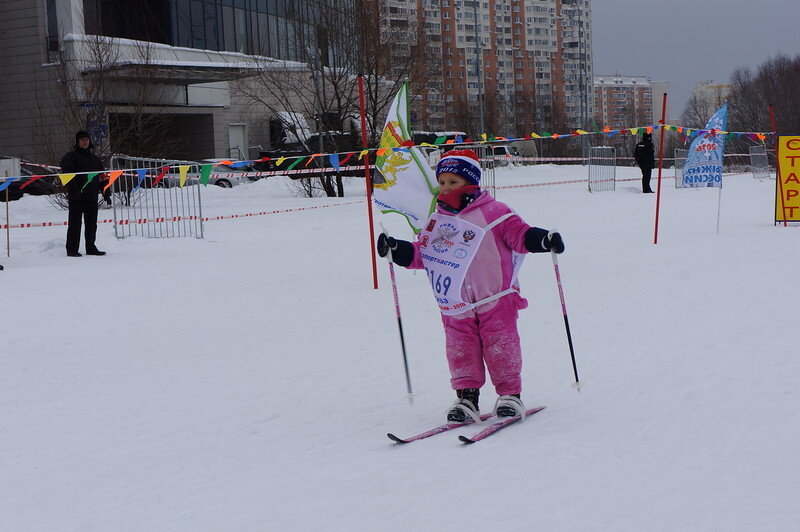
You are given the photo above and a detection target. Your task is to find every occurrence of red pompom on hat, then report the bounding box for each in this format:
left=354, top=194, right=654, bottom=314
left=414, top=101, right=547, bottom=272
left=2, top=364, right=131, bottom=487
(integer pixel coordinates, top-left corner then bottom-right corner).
left=436, top=148, right=482, bottom=185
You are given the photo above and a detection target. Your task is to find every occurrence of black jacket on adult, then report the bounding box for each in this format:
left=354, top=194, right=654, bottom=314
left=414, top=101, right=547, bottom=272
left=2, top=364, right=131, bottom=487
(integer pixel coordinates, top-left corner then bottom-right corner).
left=633, top=139, right=655, bottom=169
left=59, top=145, right=105, bottom=200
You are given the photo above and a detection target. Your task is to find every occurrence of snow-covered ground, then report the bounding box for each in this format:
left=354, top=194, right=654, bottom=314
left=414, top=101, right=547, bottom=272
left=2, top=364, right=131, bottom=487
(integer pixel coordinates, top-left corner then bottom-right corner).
left=2, top=165, right=798, bottom=531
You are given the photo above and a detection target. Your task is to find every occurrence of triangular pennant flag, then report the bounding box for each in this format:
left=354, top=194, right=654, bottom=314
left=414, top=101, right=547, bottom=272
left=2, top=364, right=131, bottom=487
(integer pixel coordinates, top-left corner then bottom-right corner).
left=133, top=168, right=147, bottom=191
left=59, top=173, right=77, bottom=185
left=630, top=128, right=639, bottom=135
left=276, top=156, right=287, bottom=166
left=677, top=127, right=684, bottom=133
left=455, top=136, right=463, bottom=143
left=199, top=164, right=213, bottom=186
left=602, top=126, right=611, bottom=133
left=81, top=172, right=100, bottom=192
left=576, top=129, right=589, bottom=135
left=340, top=152, right=355, bottom=166
left=646, top=127, right=653, bottom=134
left=178, top=165, right=190, bottom=187
left=230, top=160, right=252, bottom=168
left=530, top=132, right=542, bottom=139
left=329, top=153, right=340, bottom=171
left=434, top=136, right=446, bottom=145
left=151, top=166, right=170, bottom=188
left=358, top=150, right=369, bottom=161
left=19, top=175, right=44, bottom=190
left=481, top=133, right=488, bottom=142
left=305, top=153, right=322, bottom=167
left=216, top=160, right=234, bottom=166
left=286, top=157, right=306, bottom=171
left=541, top=131, right=552, bottom=138
left=103, top=170, right=124, bottom=192
left=756, top=133, right=766, bottom=141
left=0, top=177, right=19, bottom=192
left=376, top=148, right=388, bottom=157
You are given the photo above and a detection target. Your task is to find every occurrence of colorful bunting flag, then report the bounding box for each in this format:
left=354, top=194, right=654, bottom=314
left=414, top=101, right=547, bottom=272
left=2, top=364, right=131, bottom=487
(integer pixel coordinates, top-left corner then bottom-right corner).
left=151, top=166, right=170, bottom=188
left=0, top=177, right=18, bottom=192
left=19, top=175, right=44, bottom=190
left=329, top=153, right=340, bottom=171
left=178, top=165, right=189, bottom=187
left=81, top=172, right=99, bottom=192
left=199, top=164, right=212, bottom=186
left=103, top=170, right=123, bottom=192
left=133, top=168, right=147, bottom=191
left=286, top=157, right=306, bottom=171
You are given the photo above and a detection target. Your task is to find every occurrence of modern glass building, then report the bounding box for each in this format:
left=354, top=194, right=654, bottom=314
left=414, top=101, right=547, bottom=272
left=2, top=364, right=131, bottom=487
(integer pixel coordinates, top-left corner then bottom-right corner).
left=79, top=0, right=315, bottom=61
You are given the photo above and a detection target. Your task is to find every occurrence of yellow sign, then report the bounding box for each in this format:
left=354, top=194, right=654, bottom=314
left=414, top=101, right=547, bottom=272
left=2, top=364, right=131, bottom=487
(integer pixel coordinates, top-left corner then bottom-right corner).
left=776, top=136, right=800, bottom=222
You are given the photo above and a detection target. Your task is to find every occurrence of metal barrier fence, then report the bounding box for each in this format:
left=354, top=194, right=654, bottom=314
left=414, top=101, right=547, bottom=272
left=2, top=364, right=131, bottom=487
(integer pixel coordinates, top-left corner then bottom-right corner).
left=674, top=149, right=689, bottom=188
left=587, top=146, right=616, bottom=192
left=749, top=146, right=771, bottom=179
left=108, top=155, right=204, bottom=239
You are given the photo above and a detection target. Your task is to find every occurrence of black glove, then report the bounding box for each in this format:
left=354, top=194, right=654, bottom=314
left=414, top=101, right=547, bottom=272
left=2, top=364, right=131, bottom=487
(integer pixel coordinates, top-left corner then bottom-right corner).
left=376, top=234, right=415, bottom=267
left=377, top=233, right=397, bottom=258
left=546, top=232, right=565, bottom=254
left=525, top=227, right=565, bottom=254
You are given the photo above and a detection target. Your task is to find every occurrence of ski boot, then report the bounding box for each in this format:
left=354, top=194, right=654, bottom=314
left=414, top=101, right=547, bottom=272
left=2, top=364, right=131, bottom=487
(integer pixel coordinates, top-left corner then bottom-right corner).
left=494, top=394, right=525, bottom=419
left=446, top=388, right=480, bottom=423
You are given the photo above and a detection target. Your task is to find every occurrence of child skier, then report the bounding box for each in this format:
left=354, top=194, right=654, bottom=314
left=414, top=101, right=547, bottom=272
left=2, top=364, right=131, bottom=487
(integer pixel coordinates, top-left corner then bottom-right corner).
left=377, top=149, right=564, bottom=422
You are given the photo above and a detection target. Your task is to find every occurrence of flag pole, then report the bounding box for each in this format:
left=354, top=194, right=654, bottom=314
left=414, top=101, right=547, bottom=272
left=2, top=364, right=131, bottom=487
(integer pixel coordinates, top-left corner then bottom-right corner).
left=653, top=92, right=668, bottom=244
left=359, top=75, right=379, bottom=288
left=770, top=104, right=787, bottom=227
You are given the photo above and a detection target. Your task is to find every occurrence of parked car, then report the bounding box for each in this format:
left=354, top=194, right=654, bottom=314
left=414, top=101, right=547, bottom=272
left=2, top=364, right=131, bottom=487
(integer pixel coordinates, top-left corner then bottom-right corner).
left=0, top=156, right=60, bottom=201
left=159, top=162, right=250, bottom=188
left=489, top=145, right=520, bottom=166
left=201, top=159, right=259, bottom=184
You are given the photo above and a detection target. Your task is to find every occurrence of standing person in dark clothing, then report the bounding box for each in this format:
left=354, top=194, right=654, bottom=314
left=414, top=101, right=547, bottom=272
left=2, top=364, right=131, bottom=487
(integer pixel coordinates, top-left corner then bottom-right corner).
left=60, top=131, right=107, bottom=257
left=634, top=132, right=656, bottom=193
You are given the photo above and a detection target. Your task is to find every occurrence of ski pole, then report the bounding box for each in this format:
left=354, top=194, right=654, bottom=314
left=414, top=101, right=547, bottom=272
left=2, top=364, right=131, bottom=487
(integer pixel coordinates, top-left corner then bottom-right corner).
left=549, top=232, right=580, bottom=390
left=380, top=224, right=414, bottom=403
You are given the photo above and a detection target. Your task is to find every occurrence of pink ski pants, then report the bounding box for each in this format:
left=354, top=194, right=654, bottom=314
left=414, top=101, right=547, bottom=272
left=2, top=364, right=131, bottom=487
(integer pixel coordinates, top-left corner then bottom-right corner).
left=441, top=295, right=522, bottom=395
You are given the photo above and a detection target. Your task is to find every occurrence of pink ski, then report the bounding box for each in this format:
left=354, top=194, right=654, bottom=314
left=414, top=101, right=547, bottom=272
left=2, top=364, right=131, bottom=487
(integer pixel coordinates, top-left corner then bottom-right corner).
left=387, top=413, right=494, bottom=444
left=459, top=406, right=546, bottom=444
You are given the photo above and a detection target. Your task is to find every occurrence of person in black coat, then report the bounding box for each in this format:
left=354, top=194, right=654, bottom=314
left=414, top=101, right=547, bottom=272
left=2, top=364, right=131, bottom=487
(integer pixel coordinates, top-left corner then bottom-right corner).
left=634, top=132, right=656, bottom=193
left=60, top=131, right=107, bottom=257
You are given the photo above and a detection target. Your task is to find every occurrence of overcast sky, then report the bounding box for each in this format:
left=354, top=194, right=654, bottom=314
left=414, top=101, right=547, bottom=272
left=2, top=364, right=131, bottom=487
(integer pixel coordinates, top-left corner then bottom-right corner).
left=591, top=0, right=800, bottom=118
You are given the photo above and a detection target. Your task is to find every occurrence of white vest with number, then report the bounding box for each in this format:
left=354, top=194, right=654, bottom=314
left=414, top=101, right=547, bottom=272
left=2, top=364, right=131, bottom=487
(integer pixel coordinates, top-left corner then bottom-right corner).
left=418, top=211, right=523, bottom=315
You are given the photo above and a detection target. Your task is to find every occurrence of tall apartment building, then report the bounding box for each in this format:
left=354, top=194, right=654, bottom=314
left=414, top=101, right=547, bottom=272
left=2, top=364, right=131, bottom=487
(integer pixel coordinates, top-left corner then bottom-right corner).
left=593, top=75, right=655, bottom=128
left=392, top=0, right=593, bottom=137
left=0, top=0, right=343, bottom=164
left=593, top=74, right=670, bottom=155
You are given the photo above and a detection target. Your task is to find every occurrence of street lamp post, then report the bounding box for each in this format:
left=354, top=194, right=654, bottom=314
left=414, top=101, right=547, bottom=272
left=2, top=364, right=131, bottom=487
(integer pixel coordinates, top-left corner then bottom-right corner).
left=559, top=2, right=589, bottom=160
left=472, top=0, right=485, bottom=135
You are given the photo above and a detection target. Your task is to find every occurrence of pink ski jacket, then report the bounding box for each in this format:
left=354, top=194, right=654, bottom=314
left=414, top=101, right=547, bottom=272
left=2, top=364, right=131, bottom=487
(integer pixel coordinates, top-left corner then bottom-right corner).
left=407, top=191, right=532, bottom=312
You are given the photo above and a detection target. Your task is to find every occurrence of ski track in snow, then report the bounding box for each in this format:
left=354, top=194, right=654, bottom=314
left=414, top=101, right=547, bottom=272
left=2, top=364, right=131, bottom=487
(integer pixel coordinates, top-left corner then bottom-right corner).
left=1, top=166, right=798, bottom=531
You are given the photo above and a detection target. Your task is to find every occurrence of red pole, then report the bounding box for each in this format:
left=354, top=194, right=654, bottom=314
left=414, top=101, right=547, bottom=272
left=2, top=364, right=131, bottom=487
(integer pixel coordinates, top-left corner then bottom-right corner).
left=359, top=76, right=379, bottom=289
left=653, top=92, right=668, bottom=245
left=770, top=104, right=788, bottom=227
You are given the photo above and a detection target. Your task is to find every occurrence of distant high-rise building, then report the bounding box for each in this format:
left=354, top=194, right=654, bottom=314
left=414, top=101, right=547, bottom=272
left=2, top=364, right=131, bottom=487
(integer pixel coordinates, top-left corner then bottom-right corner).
left=389, top=0, right=593, bottom=137
left=593, top=74, right=669, bottom=156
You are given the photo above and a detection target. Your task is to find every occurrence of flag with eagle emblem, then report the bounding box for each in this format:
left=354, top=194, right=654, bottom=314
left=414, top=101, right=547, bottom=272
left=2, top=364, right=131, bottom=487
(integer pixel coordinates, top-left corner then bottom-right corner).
left=372, top=82, right=438, bottom=233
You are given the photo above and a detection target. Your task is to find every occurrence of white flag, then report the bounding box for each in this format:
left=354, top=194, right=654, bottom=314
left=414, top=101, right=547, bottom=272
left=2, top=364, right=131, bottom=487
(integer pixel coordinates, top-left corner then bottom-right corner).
left=372, top=83, right=437, bottom=233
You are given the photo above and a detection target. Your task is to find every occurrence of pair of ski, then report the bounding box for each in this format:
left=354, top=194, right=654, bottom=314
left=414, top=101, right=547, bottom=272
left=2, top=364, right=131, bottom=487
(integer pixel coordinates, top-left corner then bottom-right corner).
left=388, top=406, right=545, bottom=445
